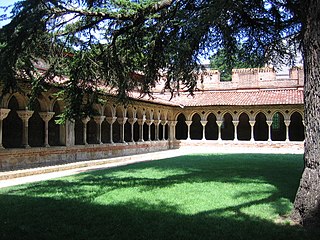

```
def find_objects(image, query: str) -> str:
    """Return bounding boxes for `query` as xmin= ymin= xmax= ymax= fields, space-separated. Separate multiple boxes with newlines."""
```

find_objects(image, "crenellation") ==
xmin=196 ymin=66 xmax=304 ymax=91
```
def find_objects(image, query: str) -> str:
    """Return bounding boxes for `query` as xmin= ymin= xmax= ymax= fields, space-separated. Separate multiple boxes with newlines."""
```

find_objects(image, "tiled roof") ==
xmin=137 ymin=89 xmax=304 ymax=107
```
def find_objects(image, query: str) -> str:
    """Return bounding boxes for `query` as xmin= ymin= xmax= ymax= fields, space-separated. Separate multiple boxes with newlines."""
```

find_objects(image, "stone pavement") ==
xmin=0 ymin=145 xmax=304 ymax=189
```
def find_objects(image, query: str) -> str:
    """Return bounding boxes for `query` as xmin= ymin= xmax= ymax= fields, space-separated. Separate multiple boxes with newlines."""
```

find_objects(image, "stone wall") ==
xmin=0 ymin=141 xmax=171 ymax=171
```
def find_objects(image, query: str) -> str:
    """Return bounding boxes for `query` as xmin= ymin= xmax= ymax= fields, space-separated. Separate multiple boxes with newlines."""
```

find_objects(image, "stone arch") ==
xmin=254 ymin=112 xmax=268 ymax=141
xmin=271 ymin=112 xmax=286 ymax=141
xmin=87 ymin=117 xmax=97 ymax=144
xmin=289 ymin=112 xmax=304 ymax=141
xmin=29 ymin=99 xmax=45 ymax=147
xmin=206 ymin=112 xmax=218 ymax=140
xmin=237 ymin=112 xmax=250 ymax=140
xmin=221 ymin=112 xmax=234 ymax=140
xmin=3 ymin=96 xmax=23 ymax=148
xmin=136 ymin=107 xmax=145 ymax=119
xmin=153 ymin=109 xmax=161 ymax=121
xmin=176 ymin=113 xmax=187 ymax=140
xmin=127 ymin=106 xmax=136 ymax=119
xmin=36 ymin=93 xmax=51 ymax=112
xmin=104 ymin=104 xmax=116 ymax=117
xmin=190 ymin=113 xmax=202 ymax=140
xmin=2 ymin=92 xmax=28 ymax=109
xmin=48 ymin=100 xmax=63 ymax=146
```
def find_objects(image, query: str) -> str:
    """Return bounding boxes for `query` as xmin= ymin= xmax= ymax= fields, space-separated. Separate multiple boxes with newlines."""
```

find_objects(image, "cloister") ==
xmin=0 ymin=66 xmax=305 ymax=170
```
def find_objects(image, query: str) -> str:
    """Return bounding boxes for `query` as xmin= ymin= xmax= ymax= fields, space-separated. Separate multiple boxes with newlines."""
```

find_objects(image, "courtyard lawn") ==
xmin=0 ymin=154 xmax=319 ymax=240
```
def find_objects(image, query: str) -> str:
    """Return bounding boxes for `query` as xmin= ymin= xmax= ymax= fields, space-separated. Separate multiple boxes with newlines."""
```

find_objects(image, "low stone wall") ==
xmin=0 ymin=141 xmax=171 ymax=171
xmin=173 ymin=140 xmax=304 ymax=154
xmin=0 ymin=140 xmax=304 ymax=171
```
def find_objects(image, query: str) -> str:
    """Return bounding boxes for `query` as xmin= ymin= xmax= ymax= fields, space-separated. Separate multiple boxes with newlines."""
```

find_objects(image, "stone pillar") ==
xmin=128 ymin=118 xmax=137 ymax=142
xmin=232 ymin=120 xmax=239 ymax=141
xmin=106 ymin=117 xmax=117 ymax=144
xmin=185 ymin=120 xmax=193 ymax=140
xmin=0 ymin=109 xmax=10 ymax=149
xmin=39 ymin=112 xmax=55 ymax=147
xmin=153 ymin=120 xmax=160 ymax=141
xmin=117 ymin=117 xmax=128 ymax=143
xmin=249 ymin=120 xmax=256 ymax=142
xmin=266 ymin=120 xmax=273 ymax=142
xmin=137 ymin=118 xmax=145 ymax=142
xmin=200 ymin=120 xmax=208 ymax=140
xmin=168 ymin=120 xmax=178 ymax=141
xmin=17 ymin=110 xmax=34 ymax=148
xmin=161 ymin=120 xmax=168 ymax=140
xmin=81 ymin=116 xmax=91 ymax=145
xmin=145 ymin=120 xmax=154 ymax=141
xmin=93 ymin=116 xmax=105 ymax=144
xmin=284 ymin=120 xmax=291 ymax=142
xmin=65 ymin=120 xmax=75 ymax=146
xmin=216 ymin=120 xmax=223 ymax=141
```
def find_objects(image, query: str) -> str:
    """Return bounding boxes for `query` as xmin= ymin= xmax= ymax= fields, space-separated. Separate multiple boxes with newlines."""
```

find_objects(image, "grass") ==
xmin=0 ymin=153 xmax=319 ymax=240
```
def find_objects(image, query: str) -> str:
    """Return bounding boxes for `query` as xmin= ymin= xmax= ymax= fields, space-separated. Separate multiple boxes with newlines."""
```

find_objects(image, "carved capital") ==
xmin=249 ymin=120 xmax=256 ymax=127
xmin=17 ymin=110 xmax=34 ymax=122
xmin=93 ymin=116 xmax=105 ymax=124
xmin=145 ymin=119 xmax=154 ymax=126
xmin=39 ymin=112 xmax=55 ymax=122
xmin=266 ymin=120 xmax=273 ymax=126
xmin=117 ymin=117 xmax=128 ymax=125
xmin=153 ymin=119 xmax=160 ymax=125
xmin=161 ymin=120 xmax=168 ymax=126
xmin=0 ymin=108 xmax=10 ymax=120
xmin=81 ymin=116 xmax=91 ymax=124
xmin=185 ymin=120 xmax=193 ymax=126
xmin=106 ymin=116 xmax=117 ymax=124
xmin=216 ymin=120 xmax=223 ymax=127
xmin=200 ymin=120 xmax=208 ymax=126
xmin=168 ymin=120 xmax=178 ymax=127
xmin=232 ymin=120 xmax=239 ymax=126
xmin=128 ymin=118 xmax=137 ymax=125
xmin=137 ymin=119 xmax=145 ymax=125
xmin=284 ymin=120 xmax=291 ymax=126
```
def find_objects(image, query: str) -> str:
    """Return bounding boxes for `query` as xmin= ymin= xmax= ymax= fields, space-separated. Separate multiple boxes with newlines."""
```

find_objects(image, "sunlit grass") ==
xmin=0 ymin=153 xmax=319 ymax=240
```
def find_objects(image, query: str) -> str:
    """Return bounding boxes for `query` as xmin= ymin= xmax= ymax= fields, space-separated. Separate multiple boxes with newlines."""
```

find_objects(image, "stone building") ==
xmin=0 ymin=66 xmax=304 ymax=170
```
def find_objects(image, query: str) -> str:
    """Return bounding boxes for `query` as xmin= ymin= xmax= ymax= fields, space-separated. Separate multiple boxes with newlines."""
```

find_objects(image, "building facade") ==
xmin=0 ymin=67 xmax=305 ymax=171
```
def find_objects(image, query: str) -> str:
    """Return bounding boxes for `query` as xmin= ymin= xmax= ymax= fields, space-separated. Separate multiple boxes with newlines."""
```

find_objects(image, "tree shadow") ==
xmin=0 ymin=194 xmax=319 ymax=240
xmin=1 ymin=154 xmax=316 ymax=239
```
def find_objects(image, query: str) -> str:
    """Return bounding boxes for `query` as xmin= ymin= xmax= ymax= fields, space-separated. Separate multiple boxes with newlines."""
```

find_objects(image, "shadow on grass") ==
xmin=1 ymin=154 xmax=319 ymax=239
xmin=0 ymin=195 xmax=318 ymax=240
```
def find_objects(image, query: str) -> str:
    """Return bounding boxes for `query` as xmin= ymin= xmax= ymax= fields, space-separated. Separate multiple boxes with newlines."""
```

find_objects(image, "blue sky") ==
xmin=0 ymin=0 xmax=19 ymax=26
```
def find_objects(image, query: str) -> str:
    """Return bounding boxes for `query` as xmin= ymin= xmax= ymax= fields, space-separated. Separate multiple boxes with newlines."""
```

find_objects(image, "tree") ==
xmin=210 ymin=46 xmax=265 ymax=81
xmin=0 ymin=0 xmax=319 ymax=226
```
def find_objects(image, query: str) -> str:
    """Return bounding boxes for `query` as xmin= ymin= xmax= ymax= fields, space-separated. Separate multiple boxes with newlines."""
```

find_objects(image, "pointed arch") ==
xmin=176 ymin=113 xmax=187 ymax=140
xmin=206 ymin=113 xmax=218 ymax=140
xmin=190 ymin=113 xmax=202 ymax=140
xmin=221 ymin=112 xmax=234 ymax=140
xmin=254 ymin=112 xmax=268 ymax=141
xmin=238 ymin=112 xmax=250 ymax=140
xmin=3 ymin=96 xmax=23 ymax=148
xmin=271 ymin=112 xmax=286 ymax=141
xmin=289 ymin=112 xmax=304 ymax=141
xmin=29 ymin=99 xmax=45 ymax=147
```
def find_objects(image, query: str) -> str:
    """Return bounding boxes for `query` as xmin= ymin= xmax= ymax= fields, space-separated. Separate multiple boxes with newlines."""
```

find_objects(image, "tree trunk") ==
xmin=291 ymin=0 xmax=320 ymax=227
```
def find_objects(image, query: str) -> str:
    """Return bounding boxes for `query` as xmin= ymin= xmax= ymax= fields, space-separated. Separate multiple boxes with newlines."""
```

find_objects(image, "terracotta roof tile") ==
xmin=143 ymin=89 xmax=304 ymax=107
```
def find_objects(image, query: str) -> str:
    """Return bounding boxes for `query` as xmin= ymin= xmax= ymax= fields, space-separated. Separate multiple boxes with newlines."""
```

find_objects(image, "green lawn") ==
xmin=0 ymin=153 xmax=319 ymax=240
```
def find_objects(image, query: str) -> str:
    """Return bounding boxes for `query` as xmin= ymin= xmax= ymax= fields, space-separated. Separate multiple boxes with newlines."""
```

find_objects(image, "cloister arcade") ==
xmin=174 ymin=108 xmax=304 ymax=142
xmin=0 ymin=90 xmax=305 ymax=150
xmin=0 ymin=93 xmax=171 ymax=149
xmin=0 ymin=88 xmax=304 ymax=171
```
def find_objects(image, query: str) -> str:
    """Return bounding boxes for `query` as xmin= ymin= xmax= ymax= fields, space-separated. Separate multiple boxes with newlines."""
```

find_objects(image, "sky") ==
xmin=0 ymin=0 xmax=19 ymax=26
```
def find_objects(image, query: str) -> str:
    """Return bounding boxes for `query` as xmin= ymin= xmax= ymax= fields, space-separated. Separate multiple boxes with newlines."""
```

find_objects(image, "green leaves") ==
xmin=0 ymin=0 xmax=302 ymax=121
